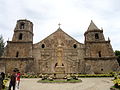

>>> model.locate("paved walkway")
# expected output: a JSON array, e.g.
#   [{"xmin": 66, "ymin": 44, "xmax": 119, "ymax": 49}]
[{"xmin": 7, "ymin": 78, "xmax": 114, "ymax": 90}]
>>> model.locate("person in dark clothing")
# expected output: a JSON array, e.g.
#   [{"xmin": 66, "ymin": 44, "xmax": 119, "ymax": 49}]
[
  {"xmin": 0, "ymin": 74, "xmax": 2, "ymax": 90},
  {"xmin": 1, "ymin": 72, "xmax": 5, "ymax": 89},
  {"xmin": 1, "ymin": 72, "xmax": 5, "ymax": 80},
  {"xmin": 8, "ymin": 70, "xmax": 16, "ymax": 90}
]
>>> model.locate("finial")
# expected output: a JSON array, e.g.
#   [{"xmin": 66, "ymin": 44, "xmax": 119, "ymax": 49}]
[
  {"xmin": 58, "ymin": 23, "xmax": 61, "ymax": 28},
  {"xmin": 108, "ymin": 37, "xmax": 110, "ymax": 41},
  {"xmin": 8, "ymin": 38, "xmax": 9, "ymax": 41}
]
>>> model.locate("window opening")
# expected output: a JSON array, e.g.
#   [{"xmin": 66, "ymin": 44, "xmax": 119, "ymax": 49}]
[
  {"xmin": 16, "ymin": 51, "xmax": 19, "ymax": 57},
  {"xmin": 19, "ymin": 33, "xmax": 23, "ymax": 40},
  {"xmin": 20, "ymin": 23, "xmax": 25, "ymax": 29},
  {"xmin": 101, "ymin": 68, "xmax": 103, "ymax": 71},
  {"xmin": 73, "ymin": 44, "xmax": 77, "ymax": 48},
  {"xmin": 95, "ymin": 33, "xmax": 99, "ymax": 39},
  {"xmin": 41, "ymin": 44, "xmax": 45, "ymax": 48},
  {"xmin": 98, "ymin": 51, "xmax": 101, "ymax": 57}
]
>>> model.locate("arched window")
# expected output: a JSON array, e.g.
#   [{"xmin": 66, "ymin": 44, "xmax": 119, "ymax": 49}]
[
  {"xmin": 16, "ymin": 51, "xmax": 19, "ymax": 57},
  {"xmin": 95, "ymin": 33, "xmax": 99, "ymax": 39},
  {"xmin": 101, "ymin": 68, "xmax": 103, "ymax": 71},
  {"xmin": 73, "ymin": 44, "xmax": 77, "ymax": 48},
  {"xmin": 41, "ymin": 44, "xmax": 45, "ymax": 48},
  {"xmin": 20, "ymin": 23, "xmax": 25, "ymax": 29},
  {"xmin": 19, "ymin": 33, "xmax": 23, "ymax": 40},
  {"xmin": 98, "ymin": 51, "xmax": 101, "ymax": 57}
]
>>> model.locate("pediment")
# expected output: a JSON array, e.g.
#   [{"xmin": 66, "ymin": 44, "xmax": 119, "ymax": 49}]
[{"xmin": 33, "ymin": 28, "xmax": 84, "ymax": 49}]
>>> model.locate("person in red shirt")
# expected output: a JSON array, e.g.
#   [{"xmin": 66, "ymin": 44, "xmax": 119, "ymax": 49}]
[{"xmin": 16, "ymin": 71, "xmax": 20, "ymax": 89}]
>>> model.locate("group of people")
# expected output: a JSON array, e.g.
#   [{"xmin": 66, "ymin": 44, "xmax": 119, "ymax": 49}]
[{"xmin": 8, "ymin": 70, "xmax": 21, "ymax": 90}]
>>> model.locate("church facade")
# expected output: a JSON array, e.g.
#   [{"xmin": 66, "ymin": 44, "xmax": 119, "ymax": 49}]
[{"xmin": 0, "ymin": 19, "xmax": 119, "ymax": 74}]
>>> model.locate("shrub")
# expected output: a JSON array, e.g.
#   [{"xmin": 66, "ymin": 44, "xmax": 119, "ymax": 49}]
[
  {"xmin": 78, "ymin": 74, "xmax": 113, "ymax": 77},
  {"xmin": 41, "ymin": 75, "xmax": 48, "ymax": 80}
]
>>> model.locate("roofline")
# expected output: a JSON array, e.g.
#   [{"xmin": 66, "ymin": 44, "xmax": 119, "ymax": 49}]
[{"xmin": 33, "ymin": 28, "xmax": 84, "ymax": 45}]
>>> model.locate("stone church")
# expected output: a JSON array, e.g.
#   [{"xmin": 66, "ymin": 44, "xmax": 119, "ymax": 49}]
[{"xmin": 0, "ymin": 19, "xmax": 119, "ymax": 74}]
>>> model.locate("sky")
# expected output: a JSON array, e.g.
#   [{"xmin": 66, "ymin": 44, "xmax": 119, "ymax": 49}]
[{"xmin": 0, "ymin": 0, "xmax": 120, "ymax": 50}]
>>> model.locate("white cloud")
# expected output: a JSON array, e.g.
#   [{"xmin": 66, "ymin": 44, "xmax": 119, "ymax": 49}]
[{"xmin": 0, "ymin": 0, "xmax": 120, "ymax": 50}]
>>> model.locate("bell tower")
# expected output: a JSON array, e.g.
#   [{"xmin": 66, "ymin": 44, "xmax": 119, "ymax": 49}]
[
  {"xmin": 12, "ymin": 19, "xmax": 33, "ymax": 42},
  {"xmin": 84, "ymin": 20, "xmax": 114, "ymax": 57},
  {"xmin": 84, "ymin": 20, "xmax": 119, "ymax": 74},
  {"xmin": 84, "ymin": 20, "xmax": 105, "ymax": 43},
  {"xmin": 5, "ymin": 19, "xmax": 33, "ymax": 58}
]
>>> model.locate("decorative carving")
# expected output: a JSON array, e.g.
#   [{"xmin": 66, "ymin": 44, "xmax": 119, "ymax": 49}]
[{"xmin": 55, "ymin": 43, "xmax": 65, "ymax": 78}]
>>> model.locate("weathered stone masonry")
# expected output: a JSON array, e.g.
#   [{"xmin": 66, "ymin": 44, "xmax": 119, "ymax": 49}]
[{"xmin": 0, "ymin": 19, "xmax": 119, "ymax": 74}]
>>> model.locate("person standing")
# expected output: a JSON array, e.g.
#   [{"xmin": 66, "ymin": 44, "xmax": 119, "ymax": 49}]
[
  {"xmin": 16, "ymin": 71, "xmax": 20, "ymax": 89},
  {"xmin": 0, "ymin": 73, "xmax": 2, "ymax": 90},
  {"xmin": 8, "ymin": 70, "xmax": 16, "ymax": 90},
  {"xmin": 1, "ymin": 72, "xmax": 5, "ymax": 89}
]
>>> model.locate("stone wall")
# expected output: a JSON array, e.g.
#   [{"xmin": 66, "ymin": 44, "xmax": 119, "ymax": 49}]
[
  {"xmin": 0, "ymin": 63, "xmax": 5, "ymax": 72},
  {"xmin": 5, "ymin": 41, "xmax": 33, "ymax": 58},
  {"xmin": 0, "ymin": 58, "xmax": 34, "ymax": 73},
  {"xmin": 85, "ymin": 57, "xmax": 119, "ymax": 74},
  {"xmin": 1, "ymin": 19, "xmax": 119, "ymax": 74},
  {"xmin": 33, "ymin": 29, "xmax": 85, "ymax": 74},
  {"xmin": 85, "ymin": 42, "xmax": 114, "ymax": 57}
]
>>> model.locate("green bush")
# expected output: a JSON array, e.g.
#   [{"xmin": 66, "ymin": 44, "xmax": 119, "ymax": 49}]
[
  {"xmin": 112, "ymin": 73, "xmax": 120, "ymax": 89},
  {"xmin": 21, "ymin": 74, "xmax": 39, "ymax": 78},
  {"xmin": 7, "ymin": 73, "xmax": 114, "ymax": 79},
  {"xmin": 78, "ymin": 74, "xmax": 113, "ymax": 77}
]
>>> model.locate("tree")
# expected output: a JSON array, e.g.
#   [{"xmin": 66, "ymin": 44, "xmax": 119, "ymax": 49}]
[
  {"xmin": 115, "ymin": 50, "xmax": 120, "ymax": 66},
  {"xmin": 0, "ymin": 35, "xmax": 5, "ymax": 57}
]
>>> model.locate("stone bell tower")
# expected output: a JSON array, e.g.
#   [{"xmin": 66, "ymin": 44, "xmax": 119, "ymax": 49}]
[
  {"xmin": 2, "ymin": 19, "xmax": 34, "ymax": 73},
  {"xmin": 5, "ymin": 19, "xmax": 33, "ymax": 58},
  {"xmin": 84, "ymin": 20, "xmax": 115, "ymax": 58},
  {"xmin": 12, "ymin": 19, "xmax": 33, "ymax": 42},
  {"xmin": 84, "ymin": 20, "xmax": 119, "ymax": 74}
]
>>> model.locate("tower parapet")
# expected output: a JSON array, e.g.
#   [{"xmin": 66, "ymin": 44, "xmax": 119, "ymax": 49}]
[{"xmin": 12, "ymin": 19, "xmax": 33, "ymax": 42}]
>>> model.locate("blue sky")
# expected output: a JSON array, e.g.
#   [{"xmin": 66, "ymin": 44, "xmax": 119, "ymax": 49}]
[{"xmin": 0, "ymin": 0, "xmax": 120, "ymax": 50}]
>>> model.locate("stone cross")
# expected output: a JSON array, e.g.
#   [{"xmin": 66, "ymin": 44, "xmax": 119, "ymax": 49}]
[{"xmin": 58, "ymin": 23, "xmax": 61, "ymax": 28}]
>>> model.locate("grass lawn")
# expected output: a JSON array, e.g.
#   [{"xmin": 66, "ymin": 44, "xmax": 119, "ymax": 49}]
[{"xmin": 37, "ymin": 79, "xmax": 82, "ymax": 83}]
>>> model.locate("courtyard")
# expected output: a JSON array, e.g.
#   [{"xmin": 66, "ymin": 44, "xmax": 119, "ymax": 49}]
[{"xmin": 7, "ymin": 78, "xmax": 113, "ymax": 90}]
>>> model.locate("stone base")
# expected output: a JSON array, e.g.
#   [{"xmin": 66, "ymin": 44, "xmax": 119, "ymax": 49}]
[
  {"xmin": 55, "ymin": 66, "xmax": 65, "ymax": 72},
  {"xmin": 55, "ymin": 73, "xmax": 65, "ymax": 79},
  {"xmin": 55, "ymin": 66, "xmax": 65, "ymax": 79}
]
